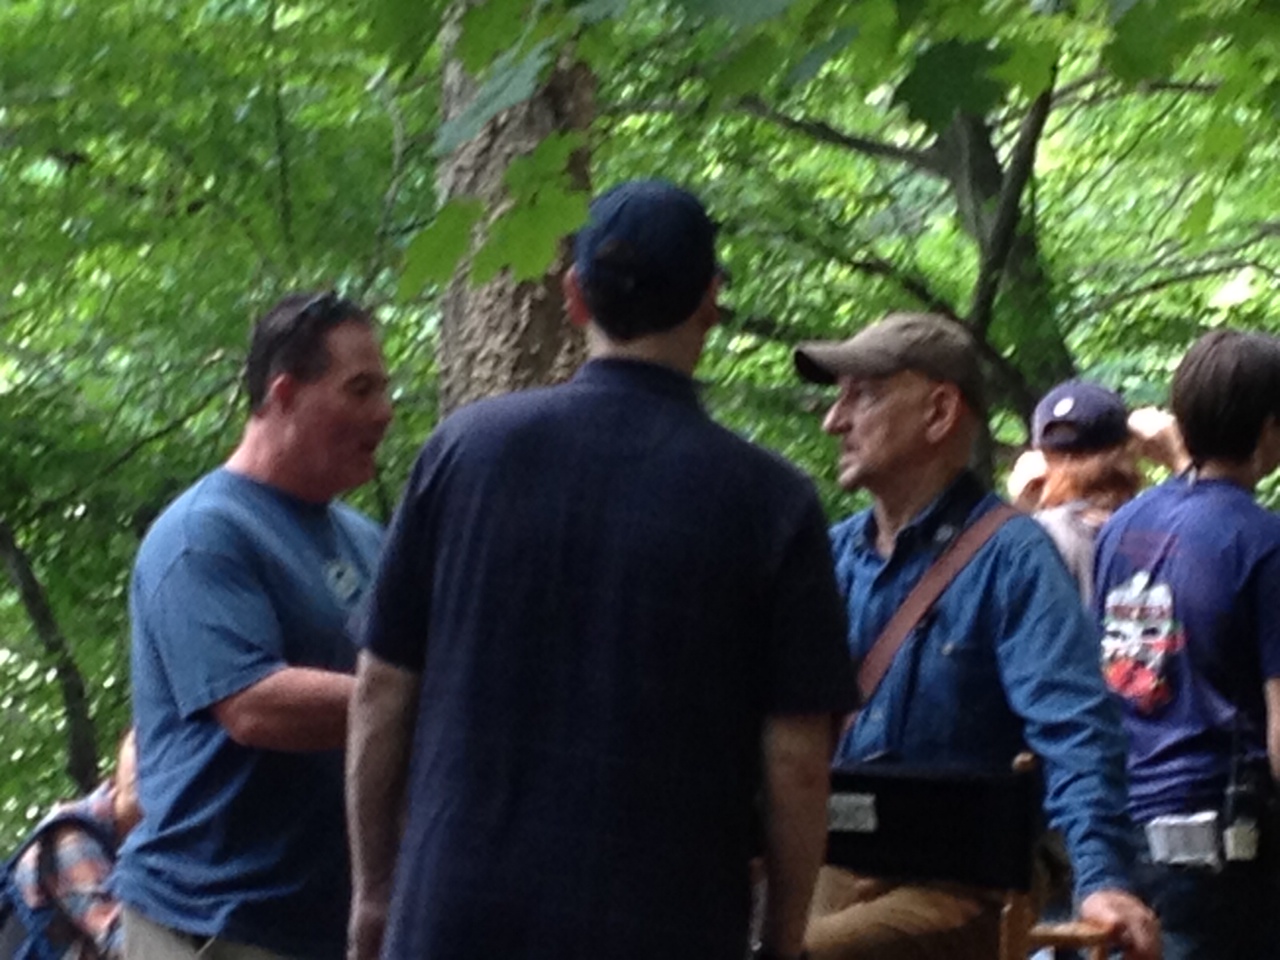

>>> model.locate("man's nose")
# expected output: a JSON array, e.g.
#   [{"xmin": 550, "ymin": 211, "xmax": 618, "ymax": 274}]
[
  {"xmin": 822, "ymin": 400, "xmax": 850, "ymax": 436},
  {"xmin": 373, "ymin": 392, "xmax": 394, "ymax": 429}
]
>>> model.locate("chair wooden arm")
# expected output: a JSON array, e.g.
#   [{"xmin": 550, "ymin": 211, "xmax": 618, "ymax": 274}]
[{"xmin": 1029, "ymin": 918, "xmax": 1118, "ymax": 960}]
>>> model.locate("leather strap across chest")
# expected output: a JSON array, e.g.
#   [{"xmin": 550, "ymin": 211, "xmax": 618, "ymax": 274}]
[{"xmin": 857, "ymin": 503, "xmax": 1019, "ymax": 703}]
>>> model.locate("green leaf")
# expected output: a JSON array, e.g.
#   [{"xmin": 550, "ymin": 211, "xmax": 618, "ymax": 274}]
[
  {"xmin": 398, "ymin": 198, "xmax": 485, "ymax": 299},
  {"xmin": 894, "ymin": 0, "xmax": 927, "ymax": 33},
  {"xmin": 707, "ymin": 35, "xmax": 787, "ymax": 101},
  {"xmin": 434, "ymin": 38, "xmax": 553, "ymax": 156},
  {"xmin": 472, "ymin": 187, "xmax": 589, "ymax": 283},
  {"xmin": 504, "ymin": 131, "xmax": 585, "ymax": 201},
  {"xmin": 893, "ymin": 40, "xmax": 1009, "ymax": 133},
  {"xmin": 785, "ymin": 26, "xmax": 858, "ymax": 87},
  {"xmin": 569, "ymin": 0, "xmax": 629, "ymax": 23},
  {"xmin": 370, "ymin": 0, "xmax": 446, "ymax": 71},
  {"xmin": 1197, "ymin": 117, "xmax": 1248, "ymax": 168},
  {"xmin": 1179, "ymin": 190, "xmax": 1216, "ymax": 241},
  {"xmin": 576, "ymin": 19, "xmax": 617, "ymax": 70},
  {"xmin": 1107, "ymin": 0, "xmax": 1143, "ymax": 23},
  {"xmin": 1104, "ymin": 0, "xmax": 1201, "ymax": 84},
  {"xmin": 456, "ymin": 0, "xmax": 532, "ymax": 75},
  {"xmin": 675, "ymin": 0, "xmax": 800, "ymax": 29},
  {"xmin": 989, "ymin": 38, "xmax": 1058, "ymax": 98}
]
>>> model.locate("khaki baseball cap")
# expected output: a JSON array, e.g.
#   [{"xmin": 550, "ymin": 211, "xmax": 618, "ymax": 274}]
[{"xmin": 794, "ymin": 312, "xmax": 986, "ymax": 413}]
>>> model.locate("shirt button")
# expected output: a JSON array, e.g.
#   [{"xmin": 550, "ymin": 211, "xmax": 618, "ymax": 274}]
[
  {"xmin": 868, "ymin": 707, "xmax": 884, "ymax": 722},
  {"xmin": 941, "ymin": 642, "xmax": 955, "ymax": 656}
]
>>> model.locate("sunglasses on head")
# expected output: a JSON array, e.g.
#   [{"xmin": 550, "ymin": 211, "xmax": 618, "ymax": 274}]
[{"xmin": 268, "ymin": 290, "xmax": 362, "ymax": 348}]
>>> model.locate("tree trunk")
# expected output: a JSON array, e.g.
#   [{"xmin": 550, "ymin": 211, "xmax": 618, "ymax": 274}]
[
  {"xmin": 0, "ymin": 519, "xmax": 99, "ymax": 791},
  {"xmin": 935, "ymin": 113, "xmax": 1075, "ymax": 418},
  {"xmin": 436, "ymin": 14, "xmax": 595, "ymax": 416}
]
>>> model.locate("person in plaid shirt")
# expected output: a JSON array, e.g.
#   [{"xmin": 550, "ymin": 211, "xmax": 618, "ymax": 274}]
[{"xmin": 12, "ymin": 731, "xmax": 139, "ymax": 959}]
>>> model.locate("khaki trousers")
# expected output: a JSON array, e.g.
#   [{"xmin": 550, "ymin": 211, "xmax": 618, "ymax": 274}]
[
  {"xmin": 804, "ymin": 866, "xmax": 1003, "ymax": 960},
  {"xmin": 123, "ymin": 906, "xmax": 300, "ymax": 960}
]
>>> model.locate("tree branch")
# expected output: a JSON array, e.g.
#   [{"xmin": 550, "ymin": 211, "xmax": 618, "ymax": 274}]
[
  {"xmin": 968, "ymin": 82, "xmax": 1055, "ymax": 336},
  {"xmin": 266, "ymin": 0, "xmax": 297, "ymax": 265},
  {"xmin": 735, "ymin": 96, "xmax": 947, "ymax": 175},
  {"xmin": 1085, "ymin": 259, "xmax": 1268, "ymax": 313},
  {"xmin": 724, "ymin": 213, "xmax": 961, "ymax": 319},
  {"xmin": 358, "ymin": 70, "xmax": 411, "ymax": 298},
  {"xmin": 23, "ymin": 373, "xmax": 240, "ymax": 525},
  {"xmin": 0, "ymin": 518, "xmax": 99, "ymax": 791}
]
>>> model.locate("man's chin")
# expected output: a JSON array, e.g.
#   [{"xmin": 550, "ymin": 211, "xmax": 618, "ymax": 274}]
[
  {"xmin": 334, "ymin": 459, "xmax": 377, "ymax": 495},
  {"xmin": 835, "ymin": 467, "xmax": 867, "ymax": 492}
]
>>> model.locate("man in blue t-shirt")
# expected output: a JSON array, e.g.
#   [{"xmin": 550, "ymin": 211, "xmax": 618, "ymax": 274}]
[
  {"xmin": 1094, "ymin": 329, "xmax": 1280, "ymax": 960},
  {"xmin": 118, "ymin": 292, "xmax": 393, "ymax": 959},
  {"xmin": 346, "ymin": 180, "xmax": 857, "ymax": 960}
]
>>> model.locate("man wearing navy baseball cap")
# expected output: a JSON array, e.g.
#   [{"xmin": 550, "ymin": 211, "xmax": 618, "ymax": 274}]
[{"xmin": 347, "ymin": 179, "xmax": 856, "ymax": 960}]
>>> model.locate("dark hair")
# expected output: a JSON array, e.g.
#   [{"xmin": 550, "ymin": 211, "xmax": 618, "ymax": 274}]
[
  {"xmin": 1172, "ymin": 329, "xmax": 1280, "ymax": 464},
  {"xmin": 581, "ymin": 241, "xmax": 714, "ymax": 341},
  {"xmin": 245, "ymin": 291, "xmax": 369, "ymax": 412}
]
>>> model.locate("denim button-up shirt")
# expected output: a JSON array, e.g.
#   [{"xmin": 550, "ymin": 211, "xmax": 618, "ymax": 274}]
[{"xmin": 831, "ymin": 472, "xmax": 1134, "ymax": 897}]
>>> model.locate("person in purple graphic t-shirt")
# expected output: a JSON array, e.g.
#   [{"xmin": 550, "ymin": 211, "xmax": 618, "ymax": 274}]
[{"xmin": 1094, "ymin": 328, "xmax": 1280, "ymax": 960}]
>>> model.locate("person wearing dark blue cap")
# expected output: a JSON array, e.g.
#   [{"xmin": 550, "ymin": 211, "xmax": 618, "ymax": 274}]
[
  {"xmin": 1030, "ymin": 380, "xmax": 1143, "ymax": 603},
  {"xmin": 347, "ymin": 179, "xmax": 857, "ymax": 960},
  {"xmin": 1023, "ymin": 381, "xmax": 1190, "ymax": 603}
]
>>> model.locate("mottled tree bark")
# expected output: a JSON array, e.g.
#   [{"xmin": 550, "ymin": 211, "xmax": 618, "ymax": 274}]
[{"xmin": 436, "ymin": 11, "xmax": 595, "ymax": 416}]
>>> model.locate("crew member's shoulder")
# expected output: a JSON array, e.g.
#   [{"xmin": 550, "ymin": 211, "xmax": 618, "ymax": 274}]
[
  {"xmin": 423, "ymin": 383, "xmax": 573, "ymax": 458},
  {"xmin": 139, "ymin": 470, "xmax": 280, "ymax": 559},
  {"xmin": 702, "ymin": 418, "xmax": 820, "ymax": 490},
  {"xmin": 142, "ymin": 471, "xmax": 236, "ymax": 539}
]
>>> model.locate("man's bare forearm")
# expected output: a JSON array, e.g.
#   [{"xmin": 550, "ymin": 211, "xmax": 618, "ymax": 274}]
[
  {"xmin": 347, "ymin": 650, "xmax": 420, "ymax": 960},
  {"xmin": 761, "ymin": 712, "xmax": 835, "ymax": 959},
  {"xmin": 211, "ymin": 666, "xmax": 355, "ymax": 751}
]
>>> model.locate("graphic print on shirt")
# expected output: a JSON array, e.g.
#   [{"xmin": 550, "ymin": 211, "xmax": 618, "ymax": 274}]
[{"xmin": 1101, "ymin": 571, "xmax": 1186, "ymax": 714}]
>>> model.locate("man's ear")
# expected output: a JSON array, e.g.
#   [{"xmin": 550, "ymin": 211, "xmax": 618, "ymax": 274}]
[
  {"xmin": 264, "ymin": 372, "xmax": 297, "ymax": 413},
  {"xmin": 690, "ymin": 276, "xmax": 722, "ymax": 333},
  {"xmin": 923, "ymin": 382, "xmax": 964, "ymax": 443},
  {"xmin": 563, "ymin": 267, "xmax": 592, "ymax": 329}
]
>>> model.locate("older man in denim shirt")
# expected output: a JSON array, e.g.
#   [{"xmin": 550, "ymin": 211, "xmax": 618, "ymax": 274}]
[{"xmin": 794, "ymin": 313, "xmax": 1160, "ymax": 960}]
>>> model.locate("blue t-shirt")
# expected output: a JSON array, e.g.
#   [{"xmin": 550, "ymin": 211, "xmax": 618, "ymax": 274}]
[
  {"xmin": 1094, "ymin": 476, "xmax": 1280, "ymax": 822},
  {"xmin": 363, "ymin": 359, "xmax": 857, "ymax": 960},
  {"xmin": 831, "ymin": 472, "xmax": 1135, "ymax": 897},
  {"xmin": 118, "ymin": 468, "xmax": 382, "ymax": 958}
]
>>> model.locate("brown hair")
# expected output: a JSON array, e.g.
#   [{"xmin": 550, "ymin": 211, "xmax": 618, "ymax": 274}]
[
  {"xmin": 1038, "ymin": 446, "xmax": 1142, "ymax": 512},
  {"xmin": 1172, "ymin": 329, "xmax": 1280, "ymax": 465}
]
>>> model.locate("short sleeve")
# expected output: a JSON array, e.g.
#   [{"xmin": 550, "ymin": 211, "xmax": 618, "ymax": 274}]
[
  {"xmin": 360, "ymin": 436, "xmax": 446, "ymax": 672},
  {"xmin": 1255, "ymin": 548, "xmax": 1280, "ymax": 679},
  {"xmin": 762, "ymin": 491, "xmax": 858, "ymax": 715},
  {"xmin": 142, "ymin": 548, "xmax": 284, "ymax": 718}
]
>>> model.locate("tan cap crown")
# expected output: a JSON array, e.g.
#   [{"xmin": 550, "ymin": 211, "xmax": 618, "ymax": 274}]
[{"xmin": 794, "ymin": 312, "xmax": 985, "ymax": 413}]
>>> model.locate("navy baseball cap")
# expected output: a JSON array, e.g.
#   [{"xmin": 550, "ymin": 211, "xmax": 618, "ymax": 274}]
[
  {"xmin": 1033, "ymin": 380, "xmax": 1129, "ymax": 452},
  {"xmin": 573, "ymin": 179, "xmax": 719, "ymax": 334}
]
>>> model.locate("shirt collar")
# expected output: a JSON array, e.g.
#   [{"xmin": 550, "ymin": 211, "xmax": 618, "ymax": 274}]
[
  {"xmin": 856, "ymin": 469, "xmax": 990, "ymax": 558},
  {"xmin": 573, "ymin": 358, "xmax": 703, "ymax": 407}
]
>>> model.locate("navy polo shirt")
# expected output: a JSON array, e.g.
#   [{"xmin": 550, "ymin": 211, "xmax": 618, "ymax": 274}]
[{"xmin": 363, "ymin": 358, "xmax": 855, "ymax": 960}]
